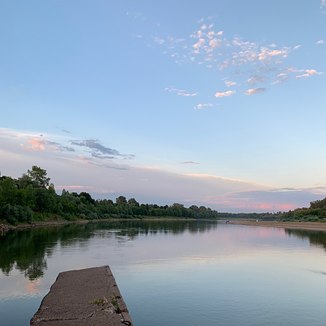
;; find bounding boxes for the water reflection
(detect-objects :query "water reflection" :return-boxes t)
[0,220,218,280]
[1,221,326,326]
[285,228,326,251]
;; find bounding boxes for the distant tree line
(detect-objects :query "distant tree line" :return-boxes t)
[279,198,326,222]
[0,166,219,225]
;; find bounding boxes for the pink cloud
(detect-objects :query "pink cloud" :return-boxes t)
[26,138,46,151]
[205,195,297,212]
[193,38,205,52]
[245,88,266,95]
[296,69,322,78]
[55,185,93,191]
[258,48,288,61]
[165,87,197,97]
[215,90,236,98]
[225,80,237,87]
[25,279,41,295]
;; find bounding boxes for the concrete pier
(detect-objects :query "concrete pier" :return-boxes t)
[30,266,133,325]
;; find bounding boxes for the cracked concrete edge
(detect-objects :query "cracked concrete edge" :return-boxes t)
[30,266,133,326]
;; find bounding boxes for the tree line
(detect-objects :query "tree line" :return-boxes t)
[280,198,326,222]
[0,166,219,224]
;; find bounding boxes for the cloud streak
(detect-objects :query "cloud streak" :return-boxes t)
[165,87,198,97]
[194,103,213,110]
[245,88,266,96]
[181,161,200,165]
[296,69,323,79]
[215,90,236,98]
[71,139,134,159]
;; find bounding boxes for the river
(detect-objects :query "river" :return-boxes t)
[1,220,326,325]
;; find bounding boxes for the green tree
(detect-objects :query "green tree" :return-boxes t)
[21,166,50,189]
[116,196,127,205]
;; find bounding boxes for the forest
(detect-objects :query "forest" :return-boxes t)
[0,166,220,224]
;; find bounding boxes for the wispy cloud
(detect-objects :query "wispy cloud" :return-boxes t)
[247,75,265,85]
[165,87,198,97]
[321,0,326,9]
[8,132,76,153]
[257,48,288,61]
[71,139,134,159]
[150,18,323,105]
[224,80,237,87]
[47,141,75,152]
[25,138,75,152]
[296,69,323,79]
[316,39,325,45]
[215,90,236,98]
[0,128,133,171]
[181,161,200,165]
[293,44,302,50]
[26,138,46,151]
[194,103,213,110]
[245,88,266,96]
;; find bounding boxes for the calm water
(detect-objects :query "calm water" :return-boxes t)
[1,220,326,325]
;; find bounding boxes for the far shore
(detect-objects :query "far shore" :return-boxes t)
[228,220,326,232]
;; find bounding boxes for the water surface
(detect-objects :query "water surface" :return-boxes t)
[1,220,326,325]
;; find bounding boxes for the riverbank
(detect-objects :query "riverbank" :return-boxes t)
[228,220,326,231]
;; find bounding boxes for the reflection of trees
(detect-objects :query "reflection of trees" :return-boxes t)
[285,229,326,251]
[103,219,219,237]
[0,224,94,280]
[0,220,218,280]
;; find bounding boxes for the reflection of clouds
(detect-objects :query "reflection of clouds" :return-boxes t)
[25,279,42,295]
[0,270,43,299]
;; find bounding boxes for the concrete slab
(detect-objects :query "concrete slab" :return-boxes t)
[30,266,133,326]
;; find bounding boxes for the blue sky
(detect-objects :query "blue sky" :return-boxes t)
[1,0,326,212]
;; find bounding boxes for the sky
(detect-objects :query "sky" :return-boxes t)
[0,0,326,213]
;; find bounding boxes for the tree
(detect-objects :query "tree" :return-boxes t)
[79,192,95,205]
[116,196,127,205]
[128,198,139,206]
[23,166,50,189]
[0,177,18,206]
[28,165,51,188]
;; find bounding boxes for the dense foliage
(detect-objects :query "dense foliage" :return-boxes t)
[280,198,326,222]
[0,166,219,225]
